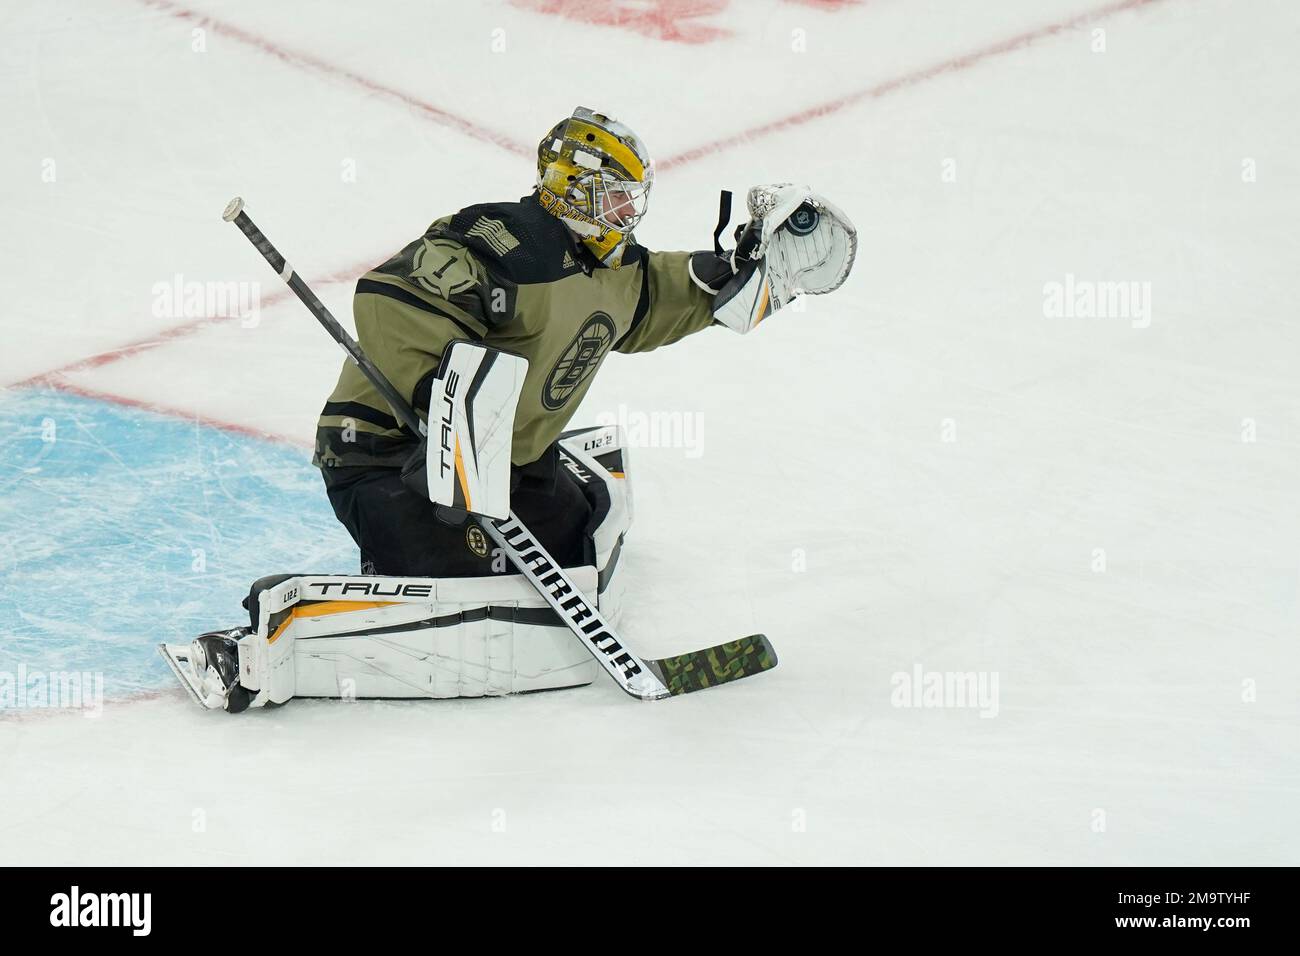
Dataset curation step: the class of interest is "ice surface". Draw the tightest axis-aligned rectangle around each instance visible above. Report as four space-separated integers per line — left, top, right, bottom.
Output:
0 388 357 696
1 0 1297 865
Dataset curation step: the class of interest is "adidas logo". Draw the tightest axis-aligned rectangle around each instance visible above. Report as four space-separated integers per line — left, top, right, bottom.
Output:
562 250 575 270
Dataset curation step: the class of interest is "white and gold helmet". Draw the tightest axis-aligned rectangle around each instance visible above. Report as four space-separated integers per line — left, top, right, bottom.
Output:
536 107 653 269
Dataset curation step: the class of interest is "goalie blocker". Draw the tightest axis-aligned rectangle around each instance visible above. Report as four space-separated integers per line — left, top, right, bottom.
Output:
159 424 634 711
401 340 528 521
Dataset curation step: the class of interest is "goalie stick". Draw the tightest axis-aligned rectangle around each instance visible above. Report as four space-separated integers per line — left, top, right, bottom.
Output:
220 197 777 700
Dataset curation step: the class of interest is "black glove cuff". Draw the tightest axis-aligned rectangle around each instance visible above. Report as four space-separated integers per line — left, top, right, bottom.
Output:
688 250 735 294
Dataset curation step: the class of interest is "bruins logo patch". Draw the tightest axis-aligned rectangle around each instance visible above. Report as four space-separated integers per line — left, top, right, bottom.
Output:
410 238 478 298
465 524 490 558
543 312 616 410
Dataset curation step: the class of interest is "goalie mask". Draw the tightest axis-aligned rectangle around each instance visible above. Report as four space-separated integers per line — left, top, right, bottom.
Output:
536 107 653 270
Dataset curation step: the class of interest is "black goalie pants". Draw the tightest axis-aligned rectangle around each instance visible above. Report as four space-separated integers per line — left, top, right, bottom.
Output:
321 443 593 577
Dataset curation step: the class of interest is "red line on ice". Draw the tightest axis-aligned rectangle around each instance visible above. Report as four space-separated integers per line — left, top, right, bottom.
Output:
13 265 366 389
0 687 177 724
14 0 1171 418
659 0 1172 169
134 0 532 158
16 292 287 388
48 379 310 449
510 0 734 45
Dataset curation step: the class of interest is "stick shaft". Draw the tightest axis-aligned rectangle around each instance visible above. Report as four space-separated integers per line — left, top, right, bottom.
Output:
225 200 423 435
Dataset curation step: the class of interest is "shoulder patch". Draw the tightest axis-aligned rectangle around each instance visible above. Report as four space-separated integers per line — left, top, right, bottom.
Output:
410 238 480 297
465 217 520 257
441 196 576 283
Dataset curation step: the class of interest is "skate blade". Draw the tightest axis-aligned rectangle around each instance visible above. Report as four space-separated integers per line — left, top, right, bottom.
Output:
157 643 221 710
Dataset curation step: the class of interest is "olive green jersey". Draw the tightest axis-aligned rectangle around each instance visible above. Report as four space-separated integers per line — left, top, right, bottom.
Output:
313 193 717 470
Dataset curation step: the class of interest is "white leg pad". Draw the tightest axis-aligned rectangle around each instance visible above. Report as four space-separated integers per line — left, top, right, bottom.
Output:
558 423 634 626
239 568 603 705
167 432 638 709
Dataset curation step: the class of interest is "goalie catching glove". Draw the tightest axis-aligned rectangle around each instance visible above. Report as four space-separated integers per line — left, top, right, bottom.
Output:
689 183 858 334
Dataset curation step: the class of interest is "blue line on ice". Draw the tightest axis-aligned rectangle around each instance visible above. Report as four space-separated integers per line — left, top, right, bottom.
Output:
0 389 358 698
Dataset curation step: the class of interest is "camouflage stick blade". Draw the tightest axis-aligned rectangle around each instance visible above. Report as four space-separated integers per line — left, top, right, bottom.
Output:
644 634 778 697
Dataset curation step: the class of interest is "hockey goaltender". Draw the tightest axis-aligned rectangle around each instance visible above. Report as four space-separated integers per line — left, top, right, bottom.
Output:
161 106 857 711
